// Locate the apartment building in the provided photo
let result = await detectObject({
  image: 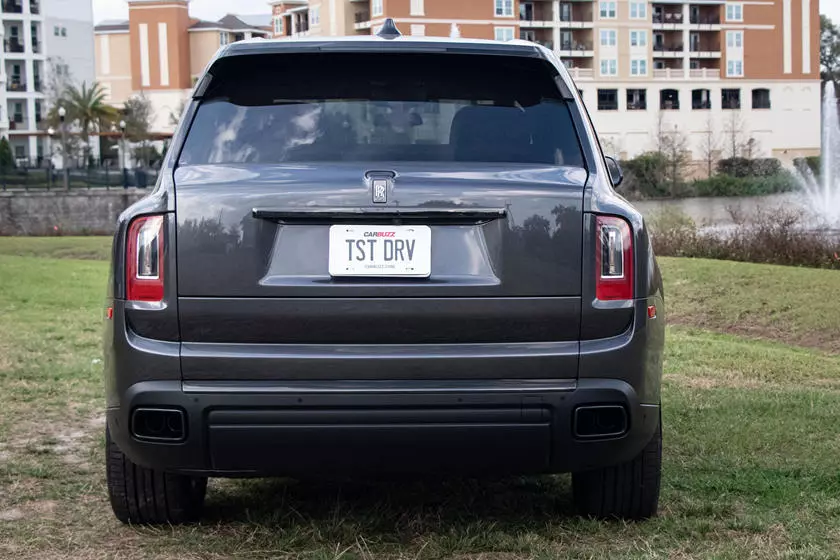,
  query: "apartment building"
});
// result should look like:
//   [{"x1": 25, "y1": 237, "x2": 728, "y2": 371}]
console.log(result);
[
  {"x1": 270, "y1": 0, "x2": 821, "y2": 163},
  {"x1": 95, "y1": 0, "x2": 271, "y2": 134},
  {"x1": 0, "y1": 0, "x2": 94, "y2": 163}
]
